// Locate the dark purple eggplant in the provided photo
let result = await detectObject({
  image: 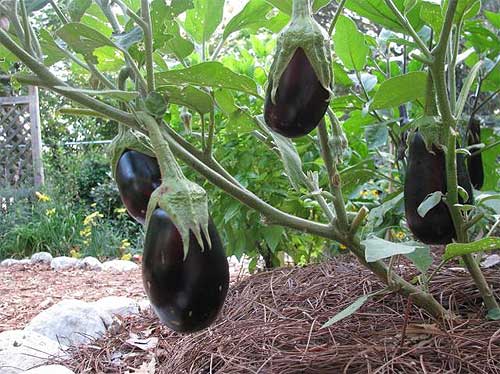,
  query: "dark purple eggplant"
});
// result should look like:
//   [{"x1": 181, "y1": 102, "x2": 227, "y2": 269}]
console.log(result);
[
  {"x1": 142, "y1": 208, "x2": 229, "y2": 333},
  {"x1": 467, "y1": 117, "x2": 484, "y2": 189},
  {"x1": 115, "y1": 150, "x2": 161, "y2": 224},
  {"x1": 404, "y1": 132, "x2": 456, "y2": 244},
  {"x1": 264, "y1": 48, "x2": 330, "y2": 138}
]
